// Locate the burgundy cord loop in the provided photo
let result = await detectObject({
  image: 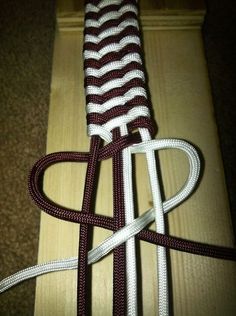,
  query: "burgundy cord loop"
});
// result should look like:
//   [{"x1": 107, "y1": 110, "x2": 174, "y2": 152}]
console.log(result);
[{"x1": 28, "y1": 139, "x2": 236, "y2": 262}]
